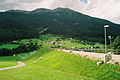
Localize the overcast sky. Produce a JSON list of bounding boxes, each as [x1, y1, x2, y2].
[[0, 0, 120, 24]]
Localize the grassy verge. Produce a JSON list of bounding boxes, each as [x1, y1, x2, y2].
[[1, 47, 120, 80], [36, 48, 120, 80], [0, 48, 92, 80], [0, 56, 18, 68]]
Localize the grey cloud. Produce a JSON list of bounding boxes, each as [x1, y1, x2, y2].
[[0, 0, 46, 10], [0, 0, 6, 5], [16, 0, 43, 3], [0, 0, 19, 10], [0, 3, 18, 10], [49, 0, 85, 12], [0, 0, 5, 2]]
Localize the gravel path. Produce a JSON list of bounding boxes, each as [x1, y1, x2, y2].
[[56, 49, 120, 63], [0, 61, 26, 71]]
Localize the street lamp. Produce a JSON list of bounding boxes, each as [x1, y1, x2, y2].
[[104, 25, 109, 53], [108, 36, 112, 50]]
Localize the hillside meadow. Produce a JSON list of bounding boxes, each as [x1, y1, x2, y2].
[[0, 35, 120, 80], [0, 46, 120, 80]]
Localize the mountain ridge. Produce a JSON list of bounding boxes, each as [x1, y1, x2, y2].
[[3, 7, 119, 25], [0, 8, 120, 43]]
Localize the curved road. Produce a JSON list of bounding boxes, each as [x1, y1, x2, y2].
[[0, 61, 26, 71], [0, 56, 42, 71]]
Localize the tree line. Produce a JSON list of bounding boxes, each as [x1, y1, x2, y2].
[[0, 42, 40, 56]]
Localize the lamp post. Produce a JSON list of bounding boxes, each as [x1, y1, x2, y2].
[[108, 36, 112, 50], [104, 25, 109, 53]]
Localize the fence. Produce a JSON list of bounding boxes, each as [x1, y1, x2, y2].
[[65, 48, 120, 54]]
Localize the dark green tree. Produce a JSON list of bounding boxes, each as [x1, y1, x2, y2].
[[112, 36, 120, 49]]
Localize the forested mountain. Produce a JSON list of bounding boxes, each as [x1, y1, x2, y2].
[[0, 8, 120, 43]]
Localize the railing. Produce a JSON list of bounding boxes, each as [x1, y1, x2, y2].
[[64, 48, 120, 54], [111, 49, 120, 54]]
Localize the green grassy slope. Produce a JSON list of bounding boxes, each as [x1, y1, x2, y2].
[[36, 48, 120, 80], [0, 47, 120, 80], [0, 48, 92, 80], [0, 56, 19, 68]]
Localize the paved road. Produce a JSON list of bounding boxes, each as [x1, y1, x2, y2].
[[56, 49, 120, 63], [0, 56, 42, 71], [0, 61, 26, 71]]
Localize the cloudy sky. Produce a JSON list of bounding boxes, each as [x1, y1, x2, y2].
[[0, 0, 120, 24]]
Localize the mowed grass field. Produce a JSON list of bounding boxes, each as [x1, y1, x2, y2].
[[0, 46, 120, 80], [0, 56, 18, 68], [61, 40, 103, 48]]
